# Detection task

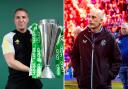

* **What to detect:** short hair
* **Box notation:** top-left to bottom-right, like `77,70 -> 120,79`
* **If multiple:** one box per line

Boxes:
14,8 -> 28,15
90,8 -> 105,20
89,7 -> 106,23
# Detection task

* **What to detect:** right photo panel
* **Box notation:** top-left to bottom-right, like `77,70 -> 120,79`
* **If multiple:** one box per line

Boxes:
64,0 -> 128,89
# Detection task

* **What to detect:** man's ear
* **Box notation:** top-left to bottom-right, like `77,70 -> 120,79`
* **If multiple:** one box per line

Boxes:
27,17 -> 29,23
100,19 -> 103,24
100,18 -> 103,22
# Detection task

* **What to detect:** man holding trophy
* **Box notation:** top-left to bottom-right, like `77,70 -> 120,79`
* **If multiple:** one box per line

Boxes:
2,8 -> 42,89
2,7 -> 64,89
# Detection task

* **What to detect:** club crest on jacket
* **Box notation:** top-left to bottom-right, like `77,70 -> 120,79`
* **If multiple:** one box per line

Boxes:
101,40 -> 106,46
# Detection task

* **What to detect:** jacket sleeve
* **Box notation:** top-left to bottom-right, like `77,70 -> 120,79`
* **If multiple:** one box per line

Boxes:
71,35 -> 80,77
109,35 -> 122,79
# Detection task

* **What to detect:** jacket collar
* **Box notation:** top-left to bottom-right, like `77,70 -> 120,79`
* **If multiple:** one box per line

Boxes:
83,27 -> 110,43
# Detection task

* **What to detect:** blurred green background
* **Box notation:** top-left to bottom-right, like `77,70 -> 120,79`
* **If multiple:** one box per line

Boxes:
0,0 -> 63,89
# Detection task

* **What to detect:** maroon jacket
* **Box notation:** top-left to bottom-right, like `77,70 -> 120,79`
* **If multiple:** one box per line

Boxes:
71,27 -> 122,89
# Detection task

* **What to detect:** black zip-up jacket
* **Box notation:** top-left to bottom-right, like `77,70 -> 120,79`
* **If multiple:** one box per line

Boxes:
71,27 -> 122,89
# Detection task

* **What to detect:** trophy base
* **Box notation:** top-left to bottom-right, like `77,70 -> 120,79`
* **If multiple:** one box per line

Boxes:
41,66 -> 55,78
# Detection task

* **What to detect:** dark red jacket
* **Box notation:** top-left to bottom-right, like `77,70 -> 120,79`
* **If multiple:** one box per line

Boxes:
71,27 -> 122,89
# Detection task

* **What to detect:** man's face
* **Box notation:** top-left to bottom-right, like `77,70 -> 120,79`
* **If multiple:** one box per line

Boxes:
88,11 -> 102,29
14,11 -> 29,31
121,28 -> 128,35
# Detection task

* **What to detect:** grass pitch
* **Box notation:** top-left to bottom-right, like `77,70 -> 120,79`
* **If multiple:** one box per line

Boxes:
65,80 -> 123,89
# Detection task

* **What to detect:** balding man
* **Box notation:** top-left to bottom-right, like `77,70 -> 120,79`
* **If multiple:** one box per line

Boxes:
71,8 -> 122,89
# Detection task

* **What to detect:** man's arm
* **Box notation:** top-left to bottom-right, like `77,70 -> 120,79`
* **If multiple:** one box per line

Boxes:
4,53 -> 29,72
2,33 -> 29,72
109,36 -> 122,79
71,36 -> 80,77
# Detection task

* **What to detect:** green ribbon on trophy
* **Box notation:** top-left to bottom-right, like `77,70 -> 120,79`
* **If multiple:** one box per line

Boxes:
55,26 -> 64,77
29,23 -> 43,78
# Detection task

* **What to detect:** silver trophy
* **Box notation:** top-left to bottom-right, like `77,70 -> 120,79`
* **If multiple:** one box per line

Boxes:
39,19 -> 61,78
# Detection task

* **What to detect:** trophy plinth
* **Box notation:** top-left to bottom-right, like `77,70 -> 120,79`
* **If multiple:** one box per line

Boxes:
42,65 -> 55,78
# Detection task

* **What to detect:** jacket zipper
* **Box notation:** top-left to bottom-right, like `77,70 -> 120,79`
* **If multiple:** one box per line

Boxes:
91,43 -> 94,89
84,34 -> 95,89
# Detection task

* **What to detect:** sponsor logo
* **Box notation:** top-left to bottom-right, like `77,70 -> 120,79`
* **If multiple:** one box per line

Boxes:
15,39 -> 20,44
83,39 -> 87,44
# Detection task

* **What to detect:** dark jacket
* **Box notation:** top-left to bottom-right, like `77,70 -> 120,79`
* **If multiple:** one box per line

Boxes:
71,27 -> 122,89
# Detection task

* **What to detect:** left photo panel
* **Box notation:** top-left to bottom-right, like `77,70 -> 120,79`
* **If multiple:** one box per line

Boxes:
0,0 -> 64,89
